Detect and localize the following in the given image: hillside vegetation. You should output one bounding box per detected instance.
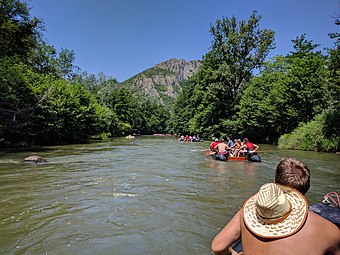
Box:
[122,59,200,110]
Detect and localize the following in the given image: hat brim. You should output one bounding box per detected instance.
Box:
[242,184,308,239]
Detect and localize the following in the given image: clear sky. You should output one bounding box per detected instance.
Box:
[29,0,339,82]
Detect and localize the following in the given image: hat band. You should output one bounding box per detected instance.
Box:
[256,201,292,225]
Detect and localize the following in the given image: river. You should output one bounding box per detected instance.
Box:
[0,136,339,255]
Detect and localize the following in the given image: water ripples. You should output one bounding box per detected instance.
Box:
[0,137,339,254]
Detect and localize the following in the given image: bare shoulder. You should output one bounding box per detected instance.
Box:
[308,211,339,225]
[308,211,338,227]
[307,211,340,239]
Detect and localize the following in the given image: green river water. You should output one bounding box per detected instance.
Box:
[0,136,339,255]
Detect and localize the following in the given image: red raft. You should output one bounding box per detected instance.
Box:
[206,151,261,162]
[228,156,247,161]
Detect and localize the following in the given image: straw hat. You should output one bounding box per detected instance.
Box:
[243,183,308,238]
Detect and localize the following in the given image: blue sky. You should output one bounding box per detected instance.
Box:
[30,0,339,82]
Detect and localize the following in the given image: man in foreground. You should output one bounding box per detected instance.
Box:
[211,158,340,255]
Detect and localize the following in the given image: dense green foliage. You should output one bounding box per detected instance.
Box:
[278,111,340,152]
[0,0,40,61]
[170,11,275,137]
[170,13,339,151]
[0,0,169,147]
[276,23,340,150]
[1,0,339,151]
[235,37,331,142]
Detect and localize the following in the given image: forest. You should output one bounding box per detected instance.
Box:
[0,0,339,152]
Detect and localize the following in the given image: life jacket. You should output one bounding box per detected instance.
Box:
[210,141,220,151]
[245,142,255,151]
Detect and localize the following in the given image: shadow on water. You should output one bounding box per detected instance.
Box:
[0,136,339,254]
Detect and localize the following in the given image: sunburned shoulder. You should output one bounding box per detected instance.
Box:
[305,211,339,230]
[306,211,340,252]
[308,211,339,226]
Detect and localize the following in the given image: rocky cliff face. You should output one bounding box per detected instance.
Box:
[122,58,201,103]
[155,58,201,81]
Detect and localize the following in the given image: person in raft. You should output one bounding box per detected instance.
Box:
[240,138,259,155]
[211,158,340,255]
[210,138,221,152]
[215,138,230,155]
[231,139,242,157]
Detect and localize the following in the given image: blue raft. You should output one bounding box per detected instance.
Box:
[309,203,340,228]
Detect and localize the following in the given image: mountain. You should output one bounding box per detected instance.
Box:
[122,58,201,107]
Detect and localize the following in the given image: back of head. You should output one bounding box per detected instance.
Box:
[274,158,310,195]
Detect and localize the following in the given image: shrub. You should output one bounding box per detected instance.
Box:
[278,111,340,152]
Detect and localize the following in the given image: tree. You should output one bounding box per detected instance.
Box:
[236,56,291,142]
[56,48,77,80]
[140,100,169,134]
[207,11,275,108]
[236,36,330,143]
[31,79,112,145]
[325,12,340,142]
[31,40,58,76]
[98,86,142,135]
[173,11,275,136]
[0,0,41,61]
[283,35,329,128]
[289,34,320,58]
[328,5,340,47]
[170,78,209,135]
[0,58,39,145]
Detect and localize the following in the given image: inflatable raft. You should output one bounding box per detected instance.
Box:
[209,152,261,162]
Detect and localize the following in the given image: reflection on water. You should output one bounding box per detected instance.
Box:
[0,137,339,254]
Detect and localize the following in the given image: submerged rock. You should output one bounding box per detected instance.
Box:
[24,156,47,164]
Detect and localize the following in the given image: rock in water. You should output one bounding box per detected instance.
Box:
[24,156,47,163]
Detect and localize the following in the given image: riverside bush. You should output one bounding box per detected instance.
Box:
[278,112,340,152]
